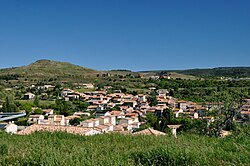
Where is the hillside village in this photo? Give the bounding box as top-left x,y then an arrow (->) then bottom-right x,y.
1,82 -> 250,137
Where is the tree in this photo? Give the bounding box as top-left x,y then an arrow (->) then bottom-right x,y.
145,113 -> 157,127
206,100 -> 241,137
69,118 -> 83,126
162,108 -> 174,124
169,89 -> 175,97
147,95 -> 157,106
34,108 -> 43,115
20,103 -> 32,114
2,96 -> 18,112
72,100 -> 89,112
55,99 -> 74,116
2,96 -> 10,112
33,96 -> 40,107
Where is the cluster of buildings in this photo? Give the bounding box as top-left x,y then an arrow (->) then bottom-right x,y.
26,87 -> 243,132
60,88 -> 218,120
2,84 -> 250,135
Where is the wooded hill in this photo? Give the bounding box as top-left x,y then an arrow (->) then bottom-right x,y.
141,67 -> 250,78
172,67 -> 250,77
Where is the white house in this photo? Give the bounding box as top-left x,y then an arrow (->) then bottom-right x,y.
82,84 -> 95,89
48,115 -> 66,125
42,109 -> 54,116
80,119 -> 94,128
137,94 -> 147,102
0,123 -> 18,134
74,112 -> 91,117
28,115 -> 44,124
24,92 -> 35,100
107,115 -> 116,125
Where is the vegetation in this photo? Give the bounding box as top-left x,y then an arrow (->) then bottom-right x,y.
0,127 -> 249,166
0,59 -> 99,83
172,67 -> 250,77
143,67 -> 250,78
155,78 -> 250,102
0,60 -> 250,165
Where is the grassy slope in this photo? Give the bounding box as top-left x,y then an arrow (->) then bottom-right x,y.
168,72 -> 198,80
0,59 -> 99,81
0,132 -> 249,166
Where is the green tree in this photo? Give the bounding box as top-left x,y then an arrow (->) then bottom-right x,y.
19,103 -> 32,114
162,108 -> 174,124
153,119 -> 161,131
34,108 -> 43,115
69,118 -> 83,126
145,113 -> 158,127
55,99 -> 73,116
33,96 -> 40,107
147,95 -> 157,106
2,96 -> 18,112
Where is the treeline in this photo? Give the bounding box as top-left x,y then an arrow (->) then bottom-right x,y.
0,74 -> 21,81
172,67 -> 250,77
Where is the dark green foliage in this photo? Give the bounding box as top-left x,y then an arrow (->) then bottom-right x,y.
1,96 -> 18,112
145,113 -> 158,127
147,94 -> 157,107
0,74 -> 20,81
33,96 -> 40,107
33,108 -> 43,115
72,100 -> 89,112
172,67 -> 250,77
19,103 -> 32,114
53,99 -> 73,116
69,118 -> 83,126
52,99 -> 89,116
15,118 -> 28,126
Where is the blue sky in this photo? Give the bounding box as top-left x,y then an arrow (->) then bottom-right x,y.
0,0 -> 250,71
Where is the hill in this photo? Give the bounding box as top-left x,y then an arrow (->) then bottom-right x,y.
140,67 -> 250,78
171,67 -> 250,77
0,59 -> 100,82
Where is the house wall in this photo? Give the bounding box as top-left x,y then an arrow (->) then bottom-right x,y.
81,122 -> 94,127
6,124 -> 17,134
99,118 -> 109,125
109,116 -> 116,125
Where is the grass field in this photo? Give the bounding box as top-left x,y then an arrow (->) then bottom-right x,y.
0,131 -> 249,166
16,99 -> 55,106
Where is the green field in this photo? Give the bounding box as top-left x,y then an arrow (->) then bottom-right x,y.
0,131 -> 249,166
16,100 -> 55,106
